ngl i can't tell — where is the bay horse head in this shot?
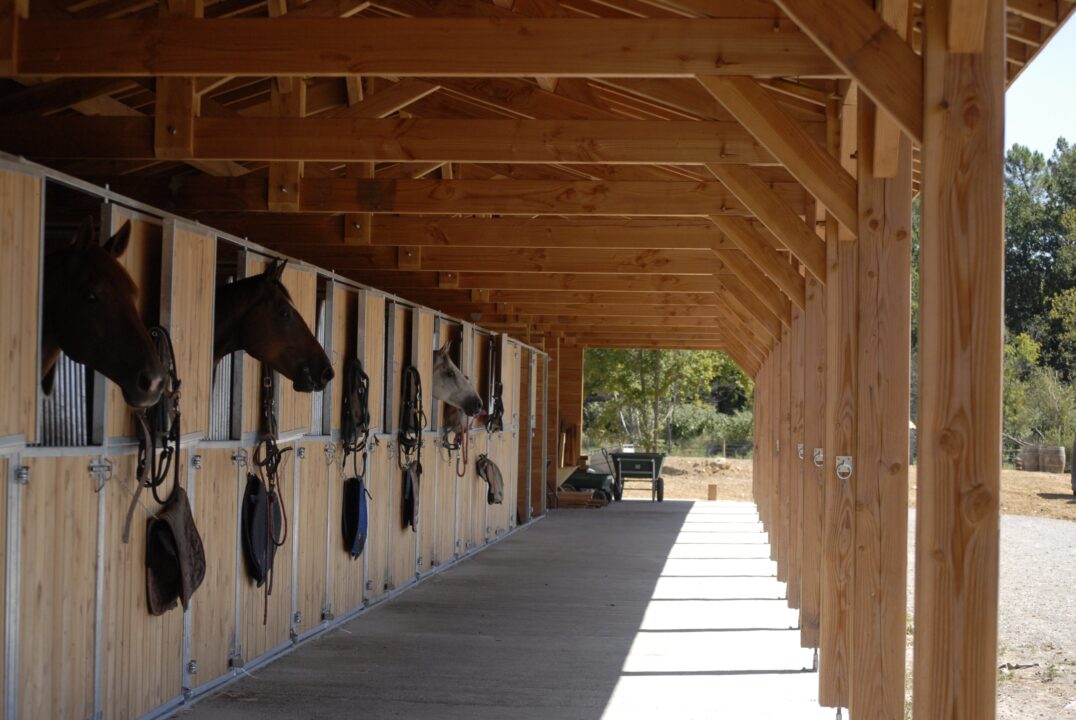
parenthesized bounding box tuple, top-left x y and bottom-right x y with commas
(433, 339, 483, 418)
(213, 259, 333, 392)
(42, 220, 166, 408)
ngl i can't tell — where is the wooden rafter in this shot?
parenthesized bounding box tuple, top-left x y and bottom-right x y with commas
(710, 215, 807, 309)
(773, 0, 924, 142)
(0, 116, 813, 165)
(16, 18, 841, 77)
(707, 163, 827, 282)
(699, 75, 858, 234)
(83, 175, 810, 216)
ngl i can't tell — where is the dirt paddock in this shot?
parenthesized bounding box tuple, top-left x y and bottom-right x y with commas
(629, 456, 1076, 523)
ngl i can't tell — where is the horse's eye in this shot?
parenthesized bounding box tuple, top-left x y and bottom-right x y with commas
(280, 308, 292, 320)
(86, 291, 98, 302)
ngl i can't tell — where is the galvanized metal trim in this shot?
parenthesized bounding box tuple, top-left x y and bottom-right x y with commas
(181, 454, 196, 695)
(4, 454, 23, 719)
(92, 453, 107, 720)
(290, 440, 301, 639)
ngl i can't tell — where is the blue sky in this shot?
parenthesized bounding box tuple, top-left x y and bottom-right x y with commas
(1005, 16, 1076, 157)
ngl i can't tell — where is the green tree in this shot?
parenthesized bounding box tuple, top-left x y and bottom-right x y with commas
(584, 349, 749, 452)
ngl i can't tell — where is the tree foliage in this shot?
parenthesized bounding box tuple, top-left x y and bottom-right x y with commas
(583, 349, 752, 452)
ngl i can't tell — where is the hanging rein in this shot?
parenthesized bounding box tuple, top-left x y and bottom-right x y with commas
(341, 356, 371, 479)
(122, 326, 181, 544)
(254, 363, 290, 624)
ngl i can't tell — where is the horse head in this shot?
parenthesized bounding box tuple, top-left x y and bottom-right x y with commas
(433, 339, 483, 418)
(214, 259, 333, 392)
(42, 220, 165, 408)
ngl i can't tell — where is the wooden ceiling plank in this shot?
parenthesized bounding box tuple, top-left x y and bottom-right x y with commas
(17, 18, 842, 77)
(699, 75, 858, 233)
(711, 214, 806, 309)
(707, 162, 827, 281)
(773, 0, 923, 142)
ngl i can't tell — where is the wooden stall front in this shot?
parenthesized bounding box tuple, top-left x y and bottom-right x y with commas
(0, 157, 545, 719)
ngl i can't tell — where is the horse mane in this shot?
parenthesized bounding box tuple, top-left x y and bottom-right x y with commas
(45, 242, 138, 298)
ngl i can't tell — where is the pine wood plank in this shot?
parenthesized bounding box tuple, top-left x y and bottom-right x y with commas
(16, 18, 840, 77)
(700, 75, 858, 234)
(913, 0, 1005, 716)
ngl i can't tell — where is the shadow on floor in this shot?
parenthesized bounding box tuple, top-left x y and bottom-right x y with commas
(177, 500, 829, 720)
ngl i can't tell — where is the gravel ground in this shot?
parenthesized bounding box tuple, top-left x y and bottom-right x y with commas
(904, 513, 1076, 718)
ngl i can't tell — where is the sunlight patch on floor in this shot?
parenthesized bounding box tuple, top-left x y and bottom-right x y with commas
(600, 500, 835, 720)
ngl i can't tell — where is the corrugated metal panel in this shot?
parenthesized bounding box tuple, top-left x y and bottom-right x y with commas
(39, 353, 88, 446)
(209, 353, 233, 441)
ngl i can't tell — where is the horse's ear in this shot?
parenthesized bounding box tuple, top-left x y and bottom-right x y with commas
(437, 339, 452, 357)
(268, 259, 288, 282)
(71, 217, 96, 250)
(103, 221, 132, 258)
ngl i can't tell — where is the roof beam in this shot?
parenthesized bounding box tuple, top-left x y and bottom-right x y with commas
(344, 270, 720, 292)
(197, 214, 734, 248)
(266, 243, 727, 274)
(698, 75, 858, 233)
(16, 18, 842, 77)
(706, 163, 827, 281)
(90, 176, 810, 216)
(715, 247, 793, 326)
(772, 0, 923, 142)
(0, 116, 803, 166)
(710, 215, 807, 309)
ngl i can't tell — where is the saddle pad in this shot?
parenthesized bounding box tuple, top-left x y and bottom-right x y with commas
(341, 476, 370, 558)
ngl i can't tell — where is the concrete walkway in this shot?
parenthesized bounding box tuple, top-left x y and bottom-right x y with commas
(179, 500, 834, 720)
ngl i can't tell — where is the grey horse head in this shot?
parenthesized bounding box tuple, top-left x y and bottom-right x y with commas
(432, 340, 483, 418)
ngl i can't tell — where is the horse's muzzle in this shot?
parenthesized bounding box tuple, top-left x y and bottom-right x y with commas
(294, 363, 335, 393)
(122, 367, 165, 408)
(463, 396, 484, 418)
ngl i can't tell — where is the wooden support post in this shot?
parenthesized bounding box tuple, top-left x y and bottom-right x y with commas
(801, 271, 827, 648)
(819, 91, 857, 709)
(154, 77, 195, 160)
(913, 0, 1005, 716)
(787, 303, 805, 611)
(268, 78, 305, 213)
(777, 330, 791, 578)
(851, 97, 912, 720)
(0, 0, 26, 75)
(872, 0, 912, 178)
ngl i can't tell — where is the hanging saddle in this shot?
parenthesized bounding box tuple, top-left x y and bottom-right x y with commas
(476, 453, 504, 505)
(145, 486, 206, 616)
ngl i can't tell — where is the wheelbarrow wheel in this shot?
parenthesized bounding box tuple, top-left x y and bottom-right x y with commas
(655, 477, 664, 502)
(613, 480, 623, 502)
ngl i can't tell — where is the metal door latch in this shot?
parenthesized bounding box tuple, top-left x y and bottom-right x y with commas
(232, 448, 249, 468)
(191, 454, 203, 470)
(836, 456, 853, 491)
(324, 443, 336, 464)
(14, 465, 29, 486)
(89, 458, 113, 492)
(812, 448, 824, 468)
(296, 446, 307, 460)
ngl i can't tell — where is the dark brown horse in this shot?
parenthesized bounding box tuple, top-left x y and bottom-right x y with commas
(214, 259, 333, 392)
(41, 220, 166, 408)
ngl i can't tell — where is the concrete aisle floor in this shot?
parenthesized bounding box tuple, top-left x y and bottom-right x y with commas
(179, 500, 835, 720)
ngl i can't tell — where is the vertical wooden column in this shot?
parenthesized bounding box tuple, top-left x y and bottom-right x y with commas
(819, 89, 858, 709)
(0, 0, 26, 75)
(801, 272, 827, 648)
(787, 303, 805, 610)
(768, 356, 781, 557)
(545, 335, 561, 494)
(914, 0, 1005, 716)
(851, 97, 913, 720)
(268, 79, 305, 213)
(776, 329, 791, 581)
